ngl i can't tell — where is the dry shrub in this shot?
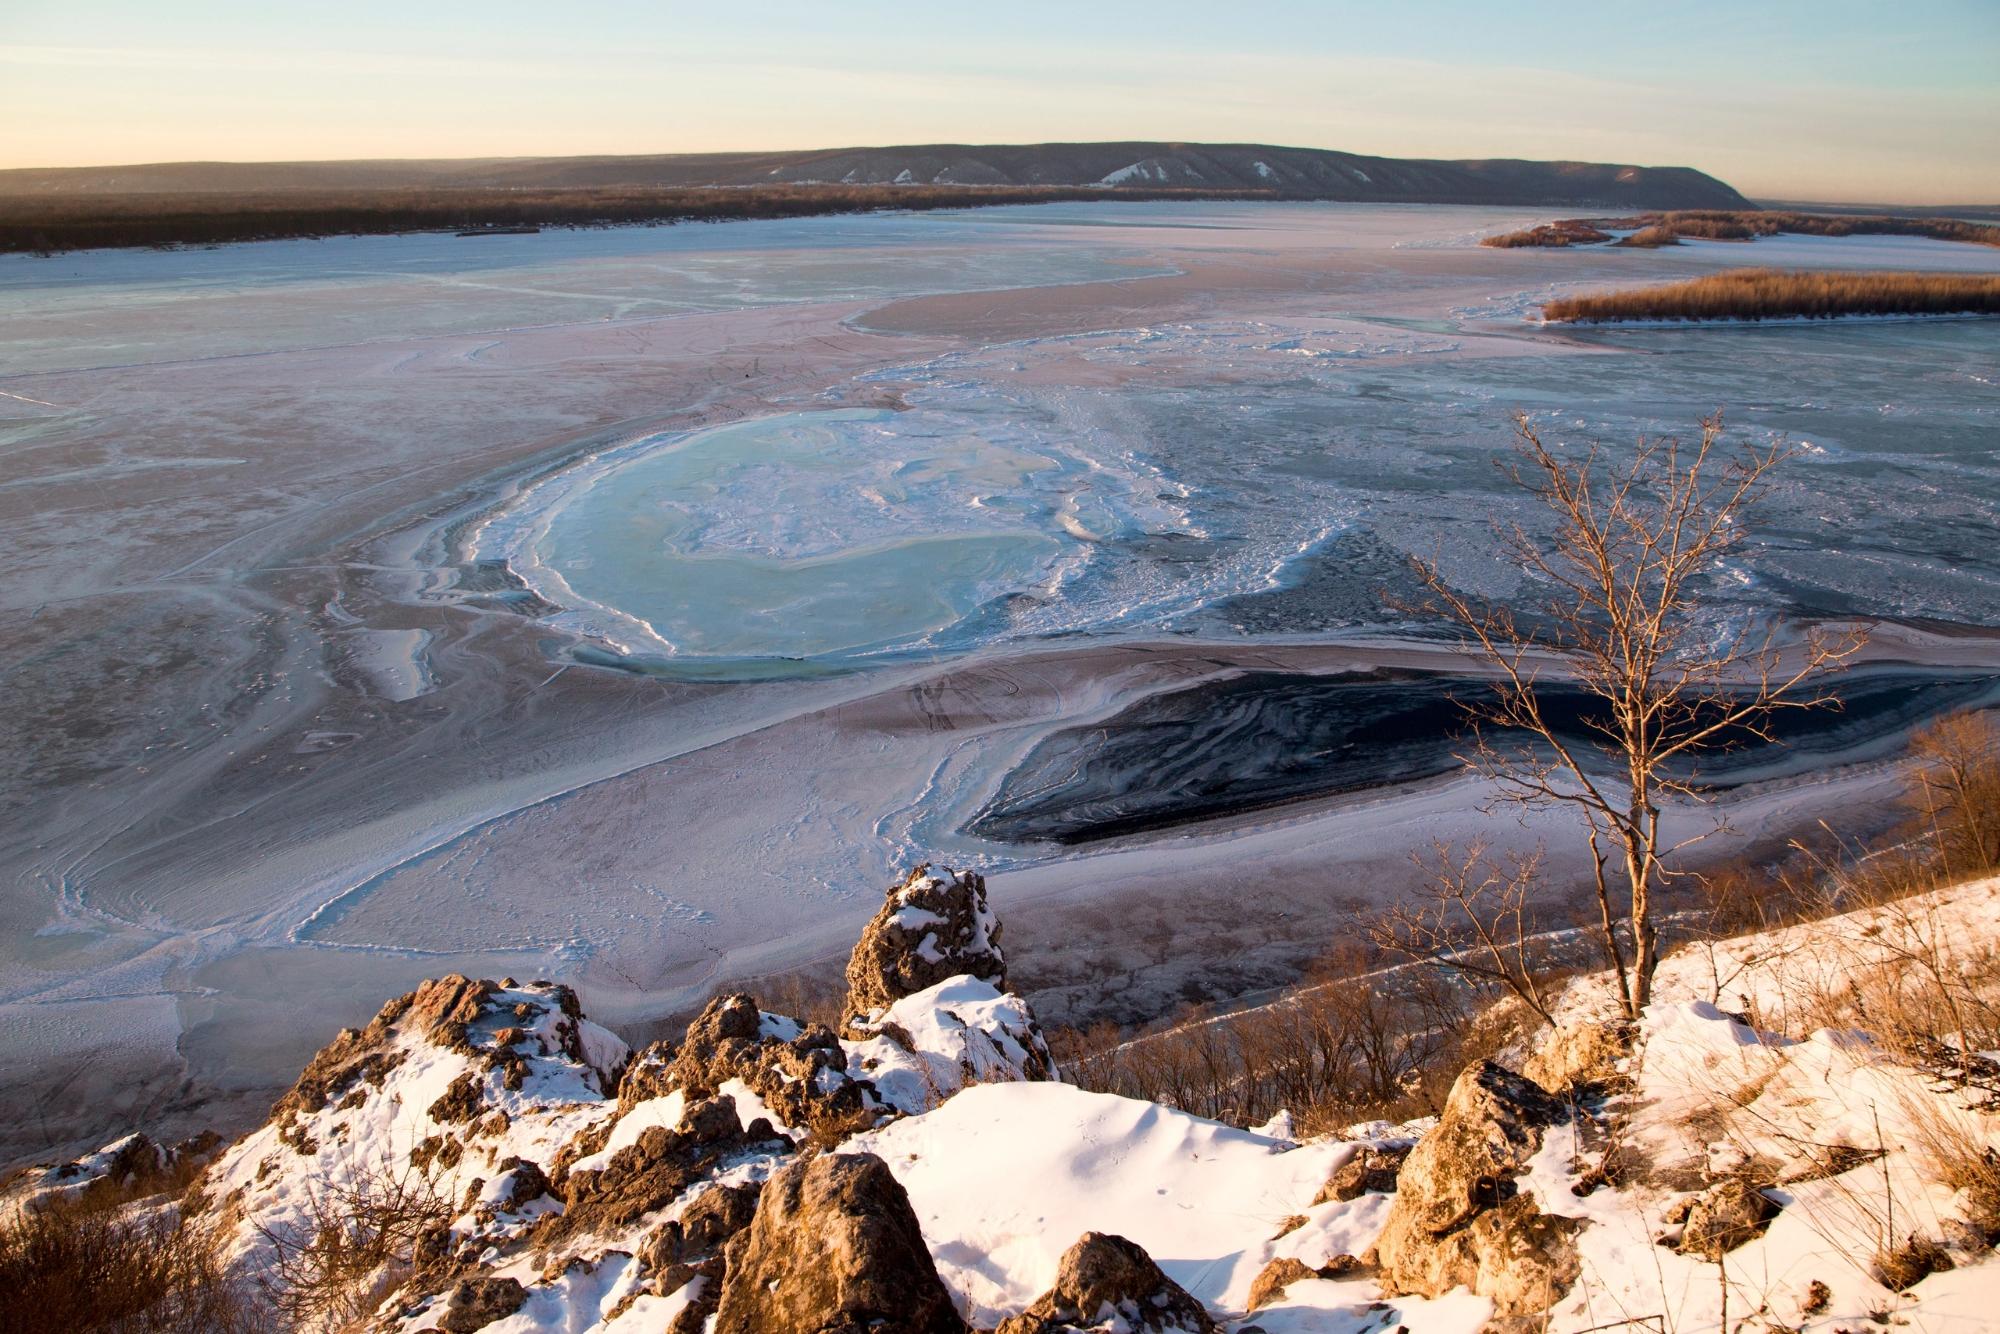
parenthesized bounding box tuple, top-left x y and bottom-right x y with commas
(1905, 712, 2000, 879)
(1542, 269, 2000, 323)
(0, 1199, 254, 1334)
(255, 1162, 453, 1330)
(1056, 947, 1496, 1134)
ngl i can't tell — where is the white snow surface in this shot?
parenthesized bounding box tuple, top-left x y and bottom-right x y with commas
(853, 1081, 1349, 1322)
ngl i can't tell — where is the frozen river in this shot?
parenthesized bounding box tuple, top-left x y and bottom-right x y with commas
(3, 201, 1998, 1166)
(474, 265, 2000, 676)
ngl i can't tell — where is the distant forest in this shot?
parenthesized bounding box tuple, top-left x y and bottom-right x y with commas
(0, 184, 1279, 254)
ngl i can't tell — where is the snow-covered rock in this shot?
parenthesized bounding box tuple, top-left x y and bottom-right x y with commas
(844, 863, 1007, 1023)
(844, 975, 1053, 1115)
(996, 1230, 1216, 1334)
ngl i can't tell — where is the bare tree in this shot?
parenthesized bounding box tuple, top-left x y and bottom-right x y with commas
(1371, 841, 1561, 1026)
(1408, 411, 1863, 1019)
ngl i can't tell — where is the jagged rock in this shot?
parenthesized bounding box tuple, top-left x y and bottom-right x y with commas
(996, 1231, 1217, 1334)
(26, 1130, 222, 1211)
(546, 1095, 754, 1242)
(437, 1275, 527, 1332)
(713, 1152, 964, 1333)
(844, 864, 1005, 1024)
(1375, 1061, 1581, 1316)
(623, 994, 880, 1144)
(1523, 1019, 1634, 1093)
(644, 1180, 763, 1272)
(1313, 1145, 1410, 1204)
(1677, 1177, 1779, 1260)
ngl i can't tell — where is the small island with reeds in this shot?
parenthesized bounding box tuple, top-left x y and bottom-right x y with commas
(1541, 268, 2000, 324)
(1485, 209, 2000, 251)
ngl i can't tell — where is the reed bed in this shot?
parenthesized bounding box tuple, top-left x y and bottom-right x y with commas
(1480, 218, 1612, 248)
(1542, 268, 2000, 323)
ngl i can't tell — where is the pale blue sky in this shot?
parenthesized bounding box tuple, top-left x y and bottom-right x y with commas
(4, 1, 1995, 201)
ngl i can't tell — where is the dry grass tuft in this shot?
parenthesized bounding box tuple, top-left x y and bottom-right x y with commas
(1542, 269, 2000, 324)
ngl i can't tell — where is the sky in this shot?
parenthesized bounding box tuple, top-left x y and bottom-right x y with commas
(4, 2, 1997, 203)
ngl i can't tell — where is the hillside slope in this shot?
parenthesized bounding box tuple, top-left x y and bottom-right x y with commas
(17, 866, 2000, 1331)
(0, 142, 1750, 209)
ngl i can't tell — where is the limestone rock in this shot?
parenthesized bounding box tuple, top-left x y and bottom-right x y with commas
(644, 1180, 763, 1274)
(712, 1152, 964, 1333)
(845, 864, 1006, 1024)
(996, 1231, 1217, 1334)
(1375, 1061, 1581, 1316)
(1523, 1019, 1634, 1093)
(1677, 1177, 1778, 1260)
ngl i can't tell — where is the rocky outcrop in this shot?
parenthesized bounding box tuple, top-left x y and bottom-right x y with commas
(845, 976, 1055, 1115)
(542, 1095, 769, 1248)
(712, 1152, 964, 1333)
(619, 994, 881, 1144)
(22, 1130, 221, 1212)
(1374, 1061, 1582, 1317)
(996, 1231, 1216, 1334)
(845, 864, 1006, 1024)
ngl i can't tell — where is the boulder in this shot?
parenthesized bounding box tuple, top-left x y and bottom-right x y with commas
(436, 1276, 527, 1332)
(1678, 1177, 1778, 1260)
(1374, 1061, 1581, 1317)
(845, 864, 1006, 1023)
(1246, 1256, 1317, 1312)
(712, 1152, 964, 1333)
(996, 1231, 1217, 1334)
(1312, 1144, 1410, 1204)
(1522, 1019, 1634, 1093)
(644, 1180, 763, 1274)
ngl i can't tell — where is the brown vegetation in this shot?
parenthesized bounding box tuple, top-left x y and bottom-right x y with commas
(254, 1161, 453, 1328)
(0, 1198, 253, 1334)
(1051, 948, 1527, 1135)
(1651, 210, 2000, 247)
(1542, 269, 2000, 323)
(0, 183, 1279, 255)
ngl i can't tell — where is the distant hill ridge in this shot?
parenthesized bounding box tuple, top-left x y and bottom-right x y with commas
(0, 141, 1751, 208)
